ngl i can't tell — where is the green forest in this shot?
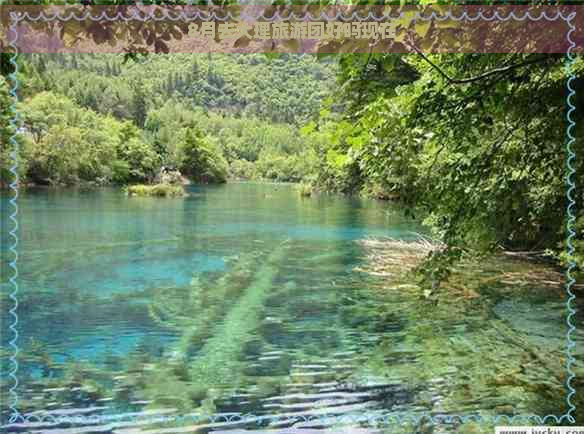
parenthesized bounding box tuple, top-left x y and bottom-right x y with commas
(1, 52, 582, 280)
(1, 54, 335, 186)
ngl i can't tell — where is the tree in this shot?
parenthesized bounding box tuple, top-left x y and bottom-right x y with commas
(132, 81, 148, 128)
(0, 75, 16, 188)
(179, 127, 228, 184)
(311, 53, 584, 280)
(21, 91, 158, 186)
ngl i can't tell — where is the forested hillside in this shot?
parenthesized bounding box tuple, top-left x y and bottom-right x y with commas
(30, 54, 334, 125)
(1, 53, 335, 187)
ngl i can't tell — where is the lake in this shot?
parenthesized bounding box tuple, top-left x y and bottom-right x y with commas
(0, 183, 579, 433)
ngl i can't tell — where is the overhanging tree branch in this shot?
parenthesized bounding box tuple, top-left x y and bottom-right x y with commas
(410, 46, 549, 85)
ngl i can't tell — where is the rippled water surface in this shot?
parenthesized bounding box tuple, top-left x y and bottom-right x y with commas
(0, 183, 578, 433)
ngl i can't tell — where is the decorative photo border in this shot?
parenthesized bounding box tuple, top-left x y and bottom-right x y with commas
(4, 6, 578, 431)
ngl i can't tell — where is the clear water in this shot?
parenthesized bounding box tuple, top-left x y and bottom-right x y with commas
(0, 183, 578, 432)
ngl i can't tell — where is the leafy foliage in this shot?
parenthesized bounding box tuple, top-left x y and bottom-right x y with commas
(20, 92, 160, 186)
(306, 53, 584, 276)
(19, 54, 333, 184)
(125, 183, 185, 197)
(0, 75, 16, 188)
(178, 127, 228, 183)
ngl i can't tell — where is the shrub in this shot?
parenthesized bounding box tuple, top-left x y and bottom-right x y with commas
(229, 159, 257, 180)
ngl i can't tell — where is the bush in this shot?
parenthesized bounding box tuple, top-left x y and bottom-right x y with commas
(0, 76, 16, 188)
(230, 159, 257, 180)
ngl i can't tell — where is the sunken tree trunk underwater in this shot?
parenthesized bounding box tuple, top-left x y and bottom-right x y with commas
(142, 241, 290, 412)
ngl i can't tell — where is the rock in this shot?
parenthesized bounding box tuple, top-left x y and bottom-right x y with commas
(154, 166, 185, 185)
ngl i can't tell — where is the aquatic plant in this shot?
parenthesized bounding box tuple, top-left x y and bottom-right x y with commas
(354, 235, 443, 279)
(5, 204, 582, 429)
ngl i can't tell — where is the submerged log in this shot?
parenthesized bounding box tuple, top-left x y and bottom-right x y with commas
(188, 242, 289, 387)
(142, 242, 290, 411)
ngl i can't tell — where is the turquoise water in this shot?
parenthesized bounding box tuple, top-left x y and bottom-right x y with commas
(0, 183, 578, 432)
(3, 183, 418, 358)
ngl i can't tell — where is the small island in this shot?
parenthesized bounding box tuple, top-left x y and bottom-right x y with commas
(124, 167, 188, 197)
(124, 183, 186, 197)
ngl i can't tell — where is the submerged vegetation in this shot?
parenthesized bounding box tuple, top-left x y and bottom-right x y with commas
(3, 228, 581, 431)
